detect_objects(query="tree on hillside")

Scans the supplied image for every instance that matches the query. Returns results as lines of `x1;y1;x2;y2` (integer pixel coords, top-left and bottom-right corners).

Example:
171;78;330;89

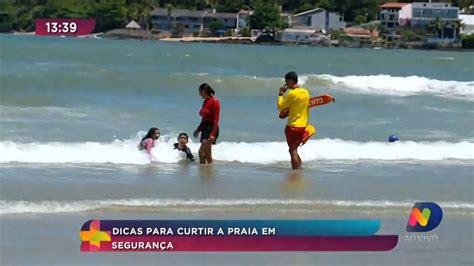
451;0;473;10
249;0;287;36
3;0;473;33
318;0;332;11
127;0;154;30
208;21;224;33
295;3;314;14
354;14;367;25
10;0;95;31
216;0;244;13
93;0;128;32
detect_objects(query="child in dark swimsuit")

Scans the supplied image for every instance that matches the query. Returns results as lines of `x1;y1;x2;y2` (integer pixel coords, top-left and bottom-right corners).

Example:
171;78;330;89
173;133;194;161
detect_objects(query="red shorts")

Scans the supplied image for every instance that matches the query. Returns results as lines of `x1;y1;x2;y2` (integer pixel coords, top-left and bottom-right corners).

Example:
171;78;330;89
285;126;306;146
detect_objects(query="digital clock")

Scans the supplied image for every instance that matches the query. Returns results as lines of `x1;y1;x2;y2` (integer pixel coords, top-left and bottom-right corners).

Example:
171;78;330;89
35;19;96;36
45;22;78;33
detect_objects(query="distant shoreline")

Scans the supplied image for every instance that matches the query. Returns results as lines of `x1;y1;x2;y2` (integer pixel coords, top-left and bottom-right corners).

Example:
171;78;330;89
100;30;467;51
5;31;472;51
160;36;254;44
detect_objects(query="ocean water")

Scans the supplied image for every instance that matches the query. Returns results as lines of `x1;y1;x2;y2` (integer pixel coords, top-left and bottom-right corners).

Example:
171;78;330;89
0;34;473;265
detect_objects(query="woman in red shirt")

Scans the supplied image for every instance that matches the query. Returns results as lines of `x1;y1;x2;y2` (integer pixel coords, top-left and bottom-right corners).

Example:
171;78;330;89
193;83;220;164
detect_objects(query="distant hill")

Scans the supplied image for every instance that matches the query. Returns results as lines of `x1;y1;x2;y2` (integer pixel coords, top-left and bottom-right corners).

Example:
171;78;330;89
0;0;471;32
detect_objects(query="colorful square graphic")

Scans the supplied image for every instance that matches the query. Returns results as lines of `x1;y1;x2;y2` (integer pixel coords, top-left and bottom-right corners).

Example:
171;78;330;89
80;220;111;251
406;202;443;232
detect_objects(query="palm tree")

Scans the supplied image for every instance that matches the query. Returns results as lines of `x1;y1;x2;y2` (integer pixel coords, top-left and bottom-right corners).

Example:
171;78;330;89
166;4;173;18
141;2;154;31
428;17;443;39
367;23;377;33
128;0;154;30
174;22;185;37
376;22;386;35
166;4;173;31
452;19;465;40
208;0;219;9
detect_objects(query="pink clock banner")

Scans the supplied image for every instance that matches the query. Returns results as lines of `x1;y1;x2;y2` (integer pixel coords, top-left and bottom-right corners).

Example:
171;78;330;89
35;19;96;36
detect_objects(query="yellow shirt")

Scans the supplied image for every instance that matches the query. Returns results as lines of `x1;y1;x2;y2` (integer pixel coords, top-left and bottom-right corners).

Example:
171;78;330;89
278;87;310;127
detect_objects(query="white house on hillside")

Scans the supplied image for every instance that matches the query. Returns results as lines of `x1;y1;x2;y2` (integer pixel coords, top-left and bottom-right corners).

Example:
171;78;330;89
411;1;459;27
460;14;474;34
293;8;346;32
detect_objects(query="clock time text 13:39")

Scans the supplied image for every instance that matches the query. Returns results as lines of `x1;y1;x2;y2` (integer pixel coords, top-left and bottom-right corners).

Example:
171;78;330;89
45;22;77;33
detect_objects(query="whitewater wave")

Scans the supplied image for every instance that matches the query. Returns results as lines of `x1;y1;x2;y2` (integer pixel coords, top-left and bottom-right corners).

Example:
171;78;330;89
311;74;474;99
0;133;472;165
177;73;474;100
433;56;455;60
1;198;472;215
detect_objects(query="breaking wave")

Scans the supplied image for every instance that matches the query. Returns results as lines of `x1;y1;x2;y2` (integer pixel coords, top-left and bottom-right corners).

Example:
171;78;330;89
177;73;474;100
0;133;472;165
310;74;474;99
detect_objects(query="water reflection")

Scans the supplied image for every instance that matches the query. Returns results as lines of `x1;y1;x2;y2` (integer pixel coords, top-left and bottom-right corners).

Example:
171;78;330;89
281;170;309;195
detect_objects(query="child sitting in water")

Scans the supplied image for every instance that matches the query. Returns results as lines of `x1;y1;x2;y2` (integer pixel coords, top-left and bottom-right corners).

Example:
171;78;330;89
173;133;194;161
139;127;160;154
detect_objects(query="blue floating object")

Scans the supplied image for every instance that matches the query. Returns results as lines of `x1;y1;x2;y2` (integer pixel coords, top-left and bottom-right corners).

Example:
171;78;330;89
388;134;399;142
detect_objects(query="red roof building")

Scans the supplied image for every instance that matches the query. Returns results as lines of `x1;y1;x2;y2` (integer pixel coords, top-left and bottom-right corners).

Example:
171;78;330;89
380;3;409;9
379;3;412;30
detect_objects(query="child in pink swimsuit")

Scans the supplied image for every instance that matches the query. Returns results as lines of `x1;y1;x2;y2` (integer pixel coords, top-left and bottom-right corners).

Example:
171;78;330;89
139;127;160;154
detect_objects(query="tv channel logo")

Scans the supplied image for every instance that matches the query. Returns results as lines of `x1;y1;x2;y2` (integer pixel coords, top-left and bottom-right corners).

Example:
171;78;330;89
406;202;443;232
